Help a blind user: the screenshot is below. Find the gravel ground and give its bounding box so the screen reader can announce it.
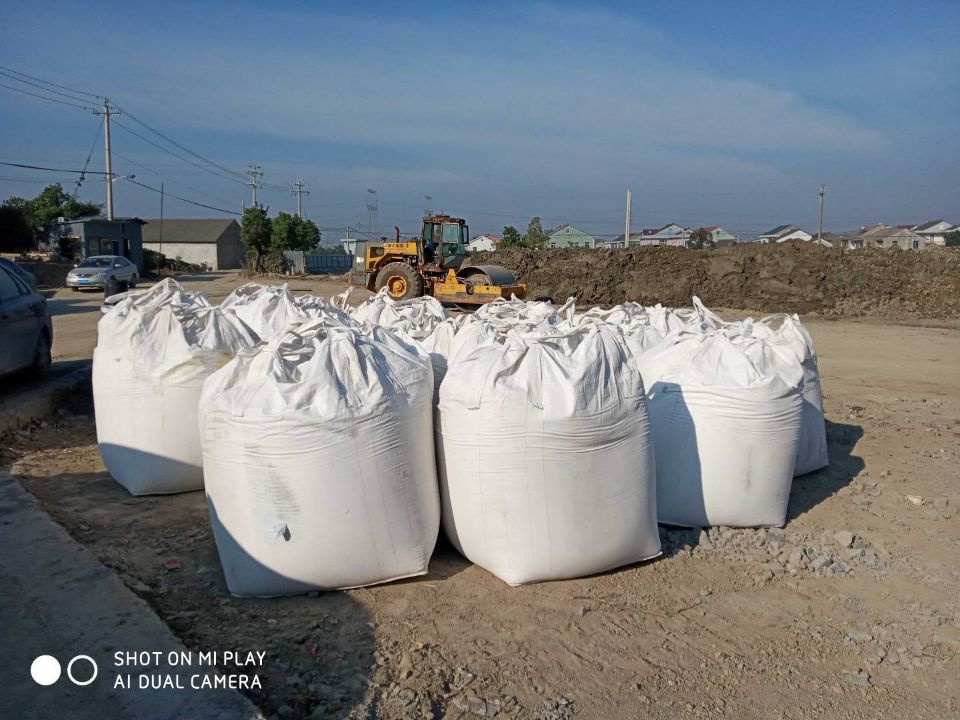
[2,273,958,719]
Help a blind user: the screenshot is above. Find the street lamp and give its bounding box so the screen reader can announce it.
[109,174,136,183]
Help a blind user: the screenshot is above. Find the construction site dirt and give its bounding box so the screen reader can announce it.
[475,243,960,320]
[2,270,958,719]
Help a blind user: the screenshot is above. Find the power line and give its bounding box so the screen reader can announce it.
[124,177,240,215]
[0,161,108,174]
[0,81,93,110]
[112,119,247,186]
[74,122,102,198]
[0,160,238,215]
[0,63,100,99]
[111,149,239,208]
[0,69,97,105]
[120,109,247,181]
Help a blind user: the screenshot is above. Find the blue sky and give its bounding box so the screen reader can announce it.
[1,0,957,238]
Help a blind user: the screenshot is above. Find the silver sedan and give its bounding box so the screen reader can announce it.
[66,255,139,291]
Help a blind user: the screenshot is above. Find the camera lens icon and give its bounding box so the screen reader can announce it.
[30,656,61,686]
[31,655,98,686]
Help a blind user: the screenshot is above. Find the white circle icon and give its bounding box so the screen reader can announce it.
[31,655,62,686]
[67,655,98,686]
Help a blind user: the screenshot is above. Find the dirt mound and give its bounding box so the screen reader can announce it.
[475,243,960,318]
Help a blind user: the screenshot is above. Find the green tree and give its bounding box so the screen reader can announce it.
[501,226,523,248]
[240,206,272,271]
[0,204,33,252]
[1,183,100,250]
[945,230,960,248]
[26,184,99,229]
[524,217,548,248]
[271,212,321,252]
[688,227,716,250]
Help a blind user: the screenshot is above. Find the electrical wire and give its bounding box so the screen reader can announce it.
[123,177,240,215]
[0,161,107,174]
[74,122,102,198]
[0,69,97,105]
[0,160,239,213]
[112,120,247,186]
[0,81,93,111]
[120,109,247,181]
[111,149,239,208]
[0,63,100,98]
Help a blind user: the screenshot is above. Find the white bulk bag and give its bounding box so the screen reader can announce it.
[692,298,827,476]
[101,277,211,313]
[94,304,258,495]
[390,318,459,394]
[220,283,309,339]
[742,315,828,475]
[295,293,357,327]
[472,296,574,326]
[437,323,661,586]
[637,331,803,527]
[349,288,449,328]
[199,321,440,596]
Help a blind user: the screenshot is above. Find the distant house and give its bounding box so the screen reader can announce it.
[49,216,145,271]
[758,225,813,243]
[468,234,500,252]
[702,226,736,244]
[857,224,927,250]
[628,223,691,248]
[141,218,245,270]
[911,219,956,247]
[596,237,627,249]
[547,225,596,249]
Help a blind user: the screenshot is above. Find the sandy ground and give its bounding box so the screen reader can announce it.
[44,271,372,365]
[2,272,959,719]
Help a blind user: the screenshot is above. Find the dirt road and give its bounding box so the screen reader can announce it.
[45,271,369,364]
[2,274,958,719]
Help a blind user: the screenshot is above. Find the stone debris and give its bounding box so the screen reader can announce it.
[659,525,888,577]
[531,696,574,720]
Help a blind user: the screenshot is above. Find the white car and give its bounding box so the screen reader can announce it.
[66,255,139,291]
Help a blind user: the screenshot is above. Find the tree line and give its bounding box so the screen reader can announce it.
[240,205,332,272]
[0,183,100,253]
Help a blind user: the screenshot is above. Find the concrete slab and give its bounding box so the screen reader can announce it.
[0,472,265,720]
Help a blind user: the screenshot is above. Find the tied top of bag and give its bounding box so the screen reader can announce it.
[201,319,433,419]
[350,288,449,329]
[442,321,643,415]
[220,282,355,341]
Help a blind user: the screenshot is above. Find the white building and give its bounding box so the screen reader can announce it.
[141,218,244,270]
[911,219,956,247]
[467,234,499,252]
[630,223,692,248]
[758,225,814,243]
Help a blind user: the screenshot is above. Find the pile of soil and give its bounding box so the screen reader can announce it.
[474,243,960,318]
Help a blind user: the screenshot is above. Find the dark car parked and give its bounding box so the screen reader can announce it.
[0,262,52,379]
[0,257,36,288]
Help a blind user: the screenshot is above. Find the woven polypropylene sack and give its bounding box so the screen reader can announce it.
[199,321,440,596]
[437,323,661,586]
[637,331,803,527]
[94,303,257,495]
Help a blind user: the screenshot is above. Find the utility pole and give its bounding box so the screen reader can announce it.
[247,165,262,208]
[817,184,826,245]
[366,189,378,241]
[159,182,164,270]
[93,98,120,220]
[291,177,309,218]
[624,188,632,248]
